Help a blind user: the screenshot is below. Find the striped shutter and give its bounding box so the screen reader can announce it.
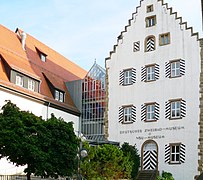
[131,106,136,122]
[119,70,124,85]
[133,41,140,52]
[180,99,186,117]
[180,144,186,163]
[141,104,146,121]
[164,144,170,163]
[165,62,170,78]
[119,106,136,123]
[165,143,186,164]
[146,37,155,51]
[154,64,160,80]
[132,68,136,84]
[165,101,171,119]
[119,106,124,123]
[154,103,160,120]
[141,66,146,81]
[180,59,185,76]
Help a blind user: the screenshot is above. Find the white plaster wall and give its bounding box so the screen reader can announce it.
[107,0,201,179]
[0,89,79,175]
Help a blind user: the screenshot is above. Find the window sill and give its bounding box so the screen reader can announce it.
[145,79,156,82]
[122,83,134,86]
[159,43,170,46]
[144,119,158,122]
[169,117,182,120]
[122,121,134,124]
[169,162,181,165]
[169,75,182,79]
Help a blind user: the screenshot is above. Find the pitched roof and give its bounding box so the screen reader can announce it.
[0,24,87,115]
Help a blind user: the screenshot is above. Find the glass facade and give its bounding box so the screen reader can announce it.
[81,62,106,141]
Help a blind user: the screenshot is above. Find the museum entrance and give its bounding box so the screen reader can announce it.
[141,140,158,170]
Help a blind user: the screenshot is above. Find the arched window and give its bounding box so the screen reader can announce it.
[145,36,155,52]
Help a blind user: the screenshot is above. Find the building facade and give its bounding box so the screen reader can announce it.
[67,62,107,142]
[0,25,86,174]
[106,0,202,179]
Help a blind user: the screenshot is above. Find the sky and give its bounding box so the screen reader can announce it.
[0,0,202,71]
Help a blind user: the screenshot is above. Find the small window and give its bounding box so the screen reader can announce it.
[40,53,46,62]
[171,61,180,78]
[16,74,23,87]
[159,33,170,45]
[28,79,35,91]
[123,106,132,123]
[59,92,64,102]
[170,144,180,164]
[124,69,132,85]
[146,16,156,27]
[171,100,181,119]
[147,5,153,13]
[55,90,59,101]
[146,104,155,121]
[36,48,47,62]
[146,65,155,81]
[55,90,65,102]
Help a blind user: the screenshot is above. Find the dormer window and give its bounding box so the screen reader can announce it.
[40,53,46,62]
[55,89,65,102]
[36,47,47,62]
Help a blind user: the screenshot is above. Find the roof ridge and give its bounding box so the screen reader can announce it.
[105,0,200,61]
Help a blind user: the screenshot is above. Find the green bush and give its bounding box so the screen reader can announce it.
[156,171,174,180]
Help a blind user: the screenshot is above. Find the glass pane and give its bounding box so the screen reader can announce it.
[172,154,175,161]
[176,154,180,161]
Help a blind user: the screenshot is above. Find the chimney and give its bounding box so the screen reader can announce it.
[21,31,26,51]
[15,28,26,51]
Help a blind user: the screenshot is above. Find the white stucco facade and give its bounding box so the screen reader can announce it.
[106,0,201,179]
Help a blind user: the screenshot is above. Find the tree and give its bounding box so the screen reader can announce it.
[121,142,140,179]
[80,143,133,179]
[0,101,79,179]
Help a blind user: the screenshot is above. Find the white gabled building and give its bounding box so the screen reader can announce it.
[105,0,202,179]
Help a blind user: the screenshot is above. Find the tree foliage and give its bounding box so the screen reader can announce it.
[0,101,79,179]
[121,142,140,179]
[80,143,133,180]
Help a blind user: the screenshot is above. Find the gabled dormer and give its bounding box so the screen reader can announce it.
[35,47,47,62]
[0,53,40,93]
[42,72,65,102]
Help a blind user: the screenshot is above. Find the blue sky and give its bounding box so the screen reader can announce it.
[0,0,201,70]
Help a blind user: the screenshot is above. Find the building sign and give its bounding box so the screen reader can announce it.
[119,126,185,140]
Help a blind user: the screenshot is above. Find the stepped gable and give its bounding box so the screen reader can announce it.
[105,0,200,61]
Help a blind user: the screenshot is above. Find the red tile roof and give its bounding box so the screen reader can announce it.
[0,24,87,115]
